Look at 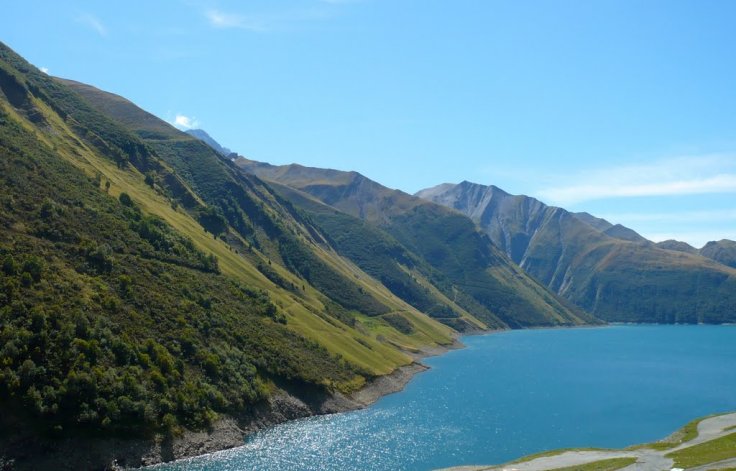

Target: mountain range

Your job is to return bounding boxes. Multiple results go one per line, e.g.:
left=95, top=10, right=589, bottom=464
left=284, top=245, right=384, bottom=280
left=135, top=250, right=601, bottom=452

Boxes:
left=233, top=160, right=736, bottom=326
left=416, top=181, right=736, bottom=323
left=0, top=40, right=734, bottom=469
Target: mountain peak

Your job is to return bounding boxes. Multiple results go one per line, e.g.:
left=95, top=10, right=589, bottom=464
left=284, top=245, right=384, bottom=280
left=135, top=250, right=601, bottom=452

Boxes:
left=414, top=182, right=457, bottom=199
left=603, top=223, right=648, bottom=243
left=699, top=239, right=736, bottom=268
left=656, top=239, right=698, bottom=254
left=185, top=128, right=233, bottom=157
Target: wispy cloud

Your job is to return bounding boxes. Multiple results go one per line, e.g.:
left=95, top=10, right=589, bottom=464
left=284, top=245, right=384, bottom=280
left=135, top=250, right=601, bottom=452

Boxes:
left=598, top=208, right=736, bottom=224
left=77, top=13, right=107, bottom=37
left=204, top=5, right=336, bottom=32
left=536, top=155, right=736, bottom=205
left=172, top=114, right=199, bottom=130
left=206, top=9, right=264, bottom=31
left=40, top=67, right=49, bottom=74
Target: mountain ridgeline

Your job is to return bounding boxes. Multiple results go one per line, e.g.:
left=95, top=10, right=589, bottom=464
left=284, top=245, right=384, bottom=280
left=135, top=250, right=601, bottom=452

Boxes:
left=0, top=42, right=597, bottom=469
left=416, top=181, right=736, bottom=323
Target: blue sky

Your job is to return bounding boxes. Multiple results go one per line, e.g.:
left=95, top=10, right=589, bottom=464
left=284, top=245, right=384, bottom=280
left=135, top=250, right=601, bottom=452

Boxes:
left=3, top=0, right=736, bottom=247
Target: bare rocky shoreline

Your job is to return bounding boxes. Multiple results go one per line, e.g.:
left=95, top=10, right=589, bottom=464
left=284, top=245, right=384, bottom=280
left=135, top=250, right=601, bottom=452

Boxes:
left=2, top=340, right=460, bottom=471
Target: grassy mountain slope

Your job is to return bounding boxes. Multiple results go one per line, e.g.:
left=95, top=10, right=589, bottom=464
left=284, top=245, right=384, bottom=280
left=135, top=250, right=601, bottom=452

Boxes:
left=0, top=42, right=461, bottom=466
left=417, top=181, right=736, bottom=323
left=236, top=160, right=596, bottom=329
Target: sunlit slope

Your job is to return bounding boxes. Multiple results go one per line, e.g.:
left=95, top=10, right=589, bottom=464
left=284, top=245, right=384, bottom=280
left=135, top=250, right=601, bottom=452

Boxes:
left=60, top=74, right=456, bottom=359
left=0, top=41, right=463, bottom=444
left=418, top=181, right=736, bottom=323
left=236, top=159, right=596, bottom=328
left=0, top=46, right=359, bottom=439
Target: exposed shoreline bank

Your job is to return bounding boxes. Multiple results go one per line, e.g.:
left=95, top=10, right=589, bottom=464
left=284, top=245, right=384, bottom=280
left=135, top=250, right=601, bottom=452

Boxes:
left=4, top=323, right=615, bottom=470
left=127, top=339, right=465, bottom=470
left=0, top=337, right=464, bottom=471
left=130, top=324, right=612, bottom=469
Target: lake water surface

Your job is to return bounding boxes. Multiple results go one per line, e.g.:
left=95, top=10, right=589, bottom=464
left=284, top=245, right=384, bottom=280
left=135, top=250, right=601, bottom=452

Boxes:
left=147, top=325, right=736, bottom=470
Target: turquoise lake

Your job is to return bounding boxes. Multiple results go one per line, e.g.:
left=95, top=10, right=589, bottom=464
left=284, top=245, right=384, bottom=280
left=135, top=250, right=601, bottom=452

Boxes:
left=147, top=325, right=736, bottom=470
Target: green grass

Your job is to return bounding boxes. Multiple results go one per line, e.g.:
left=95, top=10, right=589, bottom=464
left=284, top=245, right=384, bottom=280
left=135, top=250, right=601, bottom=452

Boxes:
left=549, top=456, right=637, bottom=471
left=666, top=432, right=736, bottom=468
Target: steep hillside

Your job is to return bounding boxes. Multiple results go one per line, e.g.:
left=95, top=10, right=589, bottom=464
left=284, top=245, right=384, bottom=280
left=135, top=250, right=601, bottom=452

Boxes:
left=62, top=78, right=464, bottom=344
left=265, top=182, right=489, bottom=332
left=0, top=42, right=458, bottom=469
left=236, top=160, right=596, bottom=329
left=417, top=181, right=736, bottom=323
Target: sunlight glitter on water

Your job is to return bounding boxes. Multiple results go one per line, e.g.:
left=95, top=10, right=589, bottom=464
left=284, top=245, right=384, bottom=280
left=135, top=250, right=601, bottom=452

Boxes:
left=146, top=325, right=736, bottom=471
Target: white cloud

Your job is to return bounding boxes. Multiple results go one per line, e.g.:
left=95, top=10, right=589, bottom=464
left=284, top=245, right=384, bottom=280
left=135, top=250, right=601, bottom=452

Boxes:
left=173, top=114, right=199, bottom=130
left=204, top=6, right=336, bottom=32
left=536, top=155, right=736, bottom=205
left=205, top=9, right=266, bottom=31
left=77, top=13, right=107, bottom=37
left=40, top=67, right=49, bottom=74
